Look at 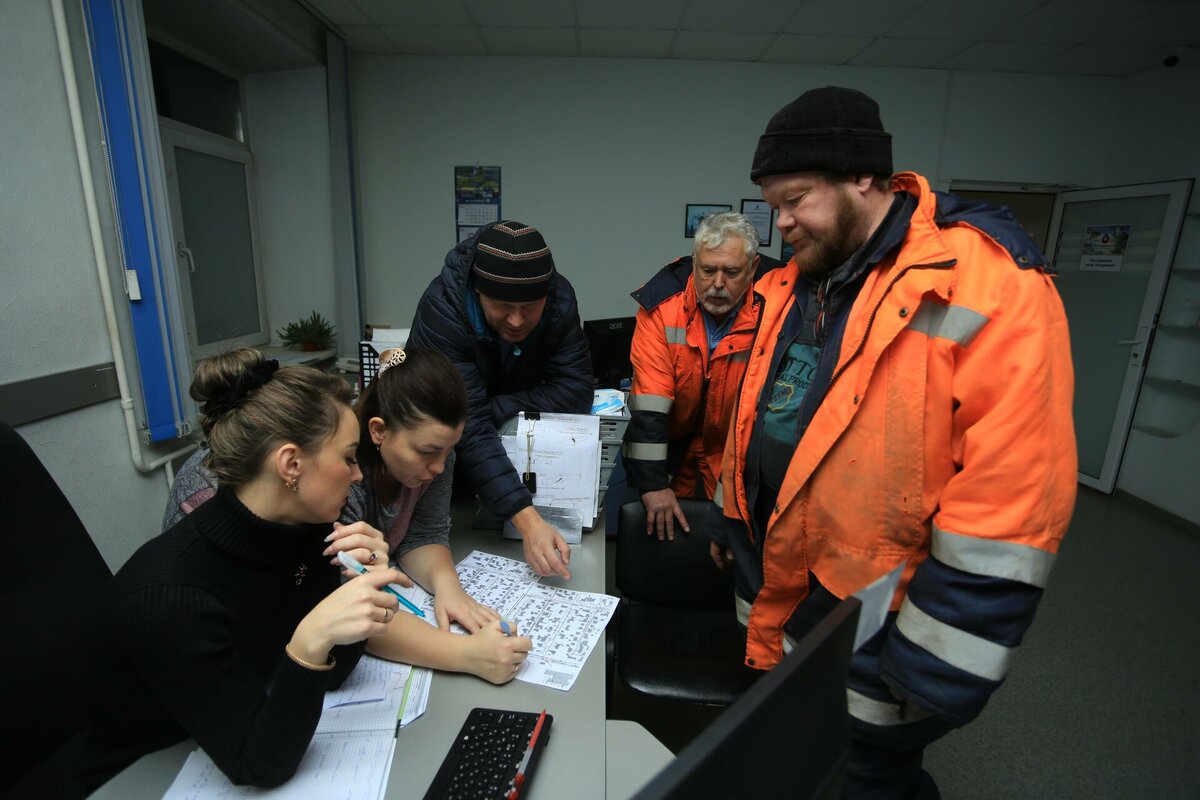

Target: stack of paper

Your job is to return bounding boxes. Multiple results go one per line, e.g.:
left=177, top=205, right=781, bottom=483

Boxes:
left=162, top=656, right=428, bottom=800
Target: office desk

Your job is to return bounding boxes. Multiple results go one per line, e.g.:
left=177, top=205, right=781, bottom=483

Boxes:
left=90, top=513, right=672, bottom=799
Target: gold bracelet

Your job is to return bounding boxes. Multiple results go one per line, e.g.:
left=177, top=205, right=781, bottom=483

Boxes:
left=285, top=643, right=336, bottom=672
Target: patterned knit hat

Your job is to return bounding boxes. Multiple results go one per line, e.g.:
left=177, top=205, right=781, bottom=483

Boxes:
left=750, top=86, right=892, bottom=181
left=472, top=221, right=555, bottom=302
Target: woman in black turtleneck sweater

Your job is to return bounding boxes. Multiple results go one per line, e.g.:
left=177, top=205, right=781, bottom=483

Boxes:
left=77, top=349, right=406, bottom=793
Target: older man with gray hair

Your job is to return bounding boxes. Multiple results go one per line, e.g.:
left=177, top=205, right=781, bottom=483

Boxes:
left=617, top=212, right=778, bottom=539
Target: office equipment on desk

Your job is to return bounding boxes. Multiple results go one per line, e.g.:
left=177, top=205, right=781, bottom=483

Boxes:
left=422, top=708, right=553, bottom=800
left=613, top=499, right=759, bottom=711
left=630, top=597, right=862, bottom=800
left=584, top=316, right=636, bottom=390
left=359, top=327, right=410, bottom=388
left=398, top=551, right=618, bottom=692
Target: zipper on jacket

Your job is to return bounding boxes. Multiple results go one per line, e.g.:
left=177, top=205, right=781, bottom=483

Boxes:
left=730, top=290, right=767, bottom=542
left=808, top=260, right=955, bottom=414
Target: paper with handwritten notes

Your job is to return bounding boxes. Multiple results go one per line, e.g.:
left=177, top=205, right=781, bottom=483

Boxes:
left=399, top=550, right=618, bottom=691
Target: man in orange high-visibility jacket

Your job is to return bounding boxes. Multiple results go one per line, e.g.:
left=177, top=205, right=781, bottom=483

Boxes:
left=622, top=212, right=776, bottom=540
left=711, top=87, right=1076, bottom=798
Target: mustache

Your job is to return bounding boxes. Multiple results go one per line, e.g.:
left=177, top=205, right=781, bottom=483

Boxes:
left=702, top=287, right=733, bottom=302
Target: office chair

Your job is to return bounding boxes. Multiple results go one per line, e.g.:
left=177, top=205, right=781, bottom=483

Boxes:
left=612, top=499, right=759, bottom=713
left=0, top=421, right=113, bottom=799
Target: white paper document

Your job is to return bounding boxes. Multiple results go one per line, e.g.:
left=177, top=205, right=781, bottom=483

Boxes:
left=162, top=656, right=421, bottom=800
left=850, top=563, right=905, bottom=651
left=163, top=734, right=395, bottom=800
left=399, top=551, right=618, bottom=691
left=505, top=412, right=601, bottom=526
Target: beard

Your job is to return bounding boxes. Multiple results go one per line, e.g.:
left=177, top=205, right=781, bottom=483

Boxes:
left=790, top=187, right=865, bottom=279
left=700, top=286, right=735, bottom=317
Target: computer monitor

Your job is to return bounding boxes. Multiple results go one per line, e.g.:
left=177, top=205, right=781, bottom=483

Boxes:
left=630, top=597, right=862, bottom=800
left=583, top=316, right=636, bottom=389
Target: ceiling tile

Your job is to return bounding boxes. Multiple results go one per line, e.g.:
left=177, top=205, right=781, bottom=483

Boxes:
left=848, top=37, right=970, bottom=68
left=1027, top=43, right=1163, bottom=76
left=338, top=25, right=399, bottom=53
left=939, top=41, right=1070, bottom=72
left=671, top=31, right=774, bottom=61
left=1092, top=1, right=1200, bottom=47
left=380, top=26, right=488, bottom=54
left=461, top=0, right=575, bottom=28
left=352, top=0, right=471, bottom=26
left=760, top=34, right=872, bottom=64
left=785, top=0, right=924, bottom=37
left=579, top=28, right=675, bottom=58
left=480, top=27, right=578, bottom=56
left=681, top=0, right=798, bottom=33
left=992, top=0, right=1159, bottom=45
left=301, top=0, right=372, bottom=26
left=886, top=0, right=1045, bottom=41
left=576, top=0, right=686, bottom=30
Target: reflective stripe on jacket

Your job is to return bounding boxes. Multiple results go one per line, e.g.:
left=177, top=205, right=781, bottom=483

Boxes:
left=624, top=258, right=760, bottom=498
left=718, top=172, right=1077, bottom=727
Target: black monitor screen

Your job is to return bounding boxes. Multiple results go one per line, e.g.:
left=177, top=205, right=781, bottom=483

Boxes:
left=631, top=597, right=862, bottom=800
left=584, top=316, right=636, bottom=389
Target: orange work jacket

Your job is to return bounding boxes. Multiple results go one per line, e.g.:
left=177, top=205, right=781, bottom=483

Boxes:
left=718, top=173, right=1077, bottom=674
left=624, top=259, right=760, bottom=498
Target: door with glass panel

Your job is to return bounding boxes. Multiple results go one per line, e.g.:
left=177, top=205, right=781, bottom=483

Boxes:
left=159, top=119, right=269, bottom=360
left=1045, top=180, right=1191, bottom=492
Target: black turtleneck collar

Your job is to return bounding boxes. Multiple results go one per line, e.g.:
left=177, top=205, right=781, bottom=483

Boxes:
left=194, top=487, right=333, bottom=565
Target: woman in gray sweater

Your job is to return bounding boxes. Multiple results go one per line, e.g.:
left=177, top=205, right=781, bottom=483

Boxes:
left=165, top=346, right=532, bottom=684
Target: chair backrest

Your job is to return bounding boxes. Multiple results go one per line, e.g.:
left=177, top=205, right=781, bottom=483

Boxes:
left=0, top=421, right=113, bottom=794
left=615, top=499, right=734, bottom=610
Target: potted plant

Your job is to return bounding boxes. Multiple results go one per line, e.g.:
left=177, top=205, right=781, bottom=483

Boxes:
left=276, top=310, right=335, bottom=351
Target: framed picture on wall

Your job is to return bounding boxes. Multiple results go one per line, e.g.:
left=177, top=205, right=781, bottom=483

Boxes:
left=684, top=203, right=731, bottom=238
left=740, top=199, right=774, bottom=247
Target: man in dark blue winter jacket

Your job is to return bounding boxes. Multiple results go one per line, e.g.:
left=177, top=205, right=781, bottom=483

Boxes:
left=409, top=221, right=592, bottom=578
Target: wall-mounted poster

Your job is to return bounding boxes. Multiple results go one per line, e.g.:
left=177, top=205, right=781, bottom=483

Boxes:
left=455, top=166, right=501, bottom=242
left=684, top=203, right=731, bottom=238
left=1080, top=224, right=1131, bottom=272
left=740, top=199, right=774, bottom=247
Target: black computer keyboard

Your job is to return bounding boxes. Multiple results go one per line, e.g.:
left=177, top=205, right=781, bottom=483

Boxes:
left=423, top=707, right=553, bottom=800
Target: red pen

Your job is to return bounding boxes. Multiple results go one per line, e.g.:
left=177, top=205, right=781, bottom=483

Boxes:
left=506, top=709, right=547, bottom=800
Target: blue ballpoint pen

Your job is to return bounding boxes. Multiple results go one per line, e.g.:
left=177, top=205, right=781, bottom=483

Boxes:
left=337, top=551, right=425, bottom=618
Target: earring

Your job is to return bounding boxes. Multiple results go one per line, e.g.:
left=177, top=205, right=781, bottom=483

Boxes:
left=285, top=476, right=299, bottom=492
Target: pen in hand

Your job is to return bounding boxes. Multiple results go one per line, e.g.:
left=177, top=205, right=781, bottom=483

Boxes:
left=337, top=551, right=425, bottom=618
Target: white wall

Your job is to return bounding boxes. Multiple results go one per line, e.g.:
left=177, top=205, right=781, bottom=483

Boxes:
left=1, top=0, right=168, bottom=571
left=353, top=55, right=1116, bottom=328
left=244, top=67, right=338, bottom=344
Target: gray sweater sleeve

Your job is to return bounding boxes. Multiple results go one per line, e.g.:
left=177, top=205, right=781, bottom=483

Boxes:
left=163, top=448, right=217, bottom=532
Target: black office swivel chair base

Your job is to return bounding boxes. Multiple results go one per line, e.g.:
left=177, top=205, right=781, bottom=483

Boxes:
left=609, top=499, right=760, bottom=752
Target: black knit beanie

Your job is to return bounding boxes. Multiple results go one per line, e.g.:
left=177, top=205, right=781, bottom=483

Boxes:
left=750, top=86, right=892, bottom=182
left=472, top=221, right=555, bottom=302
